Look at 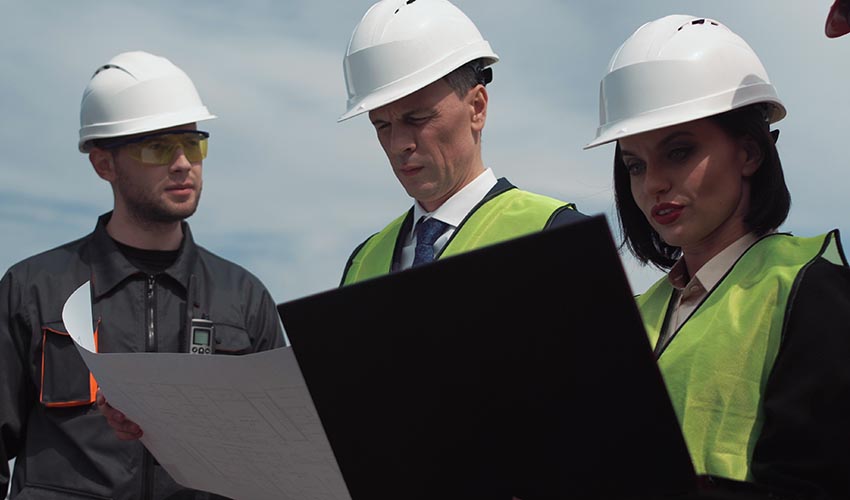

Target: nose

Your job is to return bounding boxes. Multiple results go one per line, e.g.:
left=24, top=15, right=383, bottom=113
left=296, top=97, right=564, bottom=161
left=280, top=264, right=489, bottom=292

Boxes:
left=641, top=163, right=670, bottom=199
left=388, top=123, right=416, bottom=156
left=169, top=146, right=193, bottom=172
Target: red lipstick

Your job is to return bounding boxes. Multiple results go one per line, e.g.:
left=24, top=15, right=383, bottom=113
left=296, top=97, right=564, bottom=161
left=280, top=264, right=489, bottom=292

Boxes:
left=652, top=203, right=682, bottom=225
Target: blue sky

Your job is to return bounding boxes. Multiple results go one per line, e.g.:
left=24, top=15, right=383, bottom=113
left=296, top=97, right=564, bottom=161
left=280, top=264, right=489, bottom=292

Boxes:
left=2, top=0, right=848, bottom=310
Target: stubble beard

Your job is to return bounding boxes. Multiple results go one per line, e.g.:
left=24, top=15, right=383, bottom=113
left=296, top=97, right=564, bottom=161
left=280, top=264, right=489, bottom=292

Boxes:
left=117, top=177, right=202, bottom=228
left=137, top=196, right=200, bottom=224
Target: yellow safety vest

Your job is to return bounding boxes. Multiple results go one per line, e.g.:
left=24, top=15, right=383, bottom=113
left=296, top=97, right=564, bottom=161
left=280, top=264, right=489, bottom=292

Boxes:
left=637, top=231, right=846, bottom=481
left=342, top=188, right=573, bottom=285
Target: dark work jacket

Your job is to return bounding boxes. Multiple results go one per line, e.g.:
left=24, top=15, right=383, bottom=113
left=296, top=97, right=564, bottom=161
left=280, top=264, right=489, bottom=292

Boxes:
left=1, top=213, right=285, bottom=499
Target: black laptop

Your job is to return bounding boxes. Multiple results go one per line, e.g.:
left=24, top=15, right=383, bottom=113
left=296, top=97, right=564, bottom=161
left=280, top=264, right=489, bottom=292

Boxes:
left=277, top=214, right=697, bottom=500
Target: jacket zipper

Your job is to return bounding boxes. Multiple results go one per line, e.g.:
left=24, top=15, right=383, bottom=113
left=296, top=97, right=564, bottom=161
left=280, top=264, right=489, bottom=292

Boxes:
left=143, top=274, right=156, bottom=499
left=146, top=275, right=156, bottom=352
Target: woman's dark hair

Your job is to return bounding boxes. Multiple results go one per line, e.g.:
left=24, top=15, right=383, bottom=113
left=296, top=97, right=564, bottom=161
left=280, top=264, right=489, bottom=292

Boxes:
left=614, top=103, right=791, bottom=270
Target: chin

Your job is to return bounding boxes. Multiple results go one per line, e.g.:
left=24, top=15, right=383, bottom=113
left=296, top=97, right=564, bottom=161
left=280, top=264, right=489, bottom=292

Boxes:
left=155, top=204, right=199, bottom=223
left=655, top=230, right=683, bottom=248
left=175, top=205, right=199, bottom=220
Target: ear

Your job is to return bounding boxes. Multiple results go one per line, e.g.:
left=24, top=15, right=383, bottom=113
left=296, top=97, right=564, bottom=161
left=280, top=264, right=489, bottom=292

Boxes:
left=468, top=84, right=488, bottom=133
left=90, top=148, right=117, bottom=182
left=739, top=136, right=762, bottom=177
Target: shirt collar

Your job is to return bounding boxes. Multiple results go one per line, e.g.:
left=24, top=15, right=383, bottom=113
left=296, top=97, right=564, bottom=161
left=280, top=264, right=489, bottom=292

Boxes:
left=412, top=168, right=497, bottom=228
left=667, top=232, right=760, bottom=292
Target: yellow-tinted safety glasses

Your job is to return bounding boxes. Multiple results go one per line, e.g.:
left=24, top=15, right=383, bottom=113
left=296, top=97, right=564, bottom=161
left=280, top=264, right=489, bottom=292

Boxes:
left=102, top=130, right=209, bottom=165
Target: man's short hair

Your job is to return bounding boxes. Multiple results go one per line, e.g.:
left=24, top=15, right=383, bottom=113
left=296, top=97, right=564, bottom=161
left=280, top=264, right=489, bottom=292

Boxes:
left=442, top=58, right=493, bottom=97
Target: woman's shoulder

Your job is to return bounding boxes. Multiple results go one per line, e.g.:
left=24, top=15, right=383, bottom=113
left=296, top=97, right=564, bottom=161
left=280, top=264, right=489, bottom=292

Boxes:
left=750, top=229, right=847, bottom=267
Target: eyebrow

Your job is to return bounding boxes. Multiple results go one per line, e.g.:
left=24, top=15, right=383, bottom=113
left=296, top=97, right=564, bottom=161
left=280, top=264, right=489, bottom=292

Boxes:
left=620, top=130, right=695, bottom=157
left=370, top=107, right=435, bottom=127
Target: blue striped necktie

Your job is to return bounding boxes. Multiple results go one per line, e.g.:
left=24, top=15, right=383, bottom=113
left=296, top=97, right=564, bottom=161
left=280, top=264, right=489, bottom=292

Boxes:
left=412, top=217, right=448, bottom=267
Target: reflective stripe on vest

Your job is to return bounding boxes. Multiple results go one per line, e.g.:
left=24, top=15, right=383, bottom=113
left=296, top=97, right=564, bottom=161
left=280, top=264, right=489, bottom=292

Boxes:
left=637, top=231, right=846, bottom=480
left=342, top=189, right=571, bottom=285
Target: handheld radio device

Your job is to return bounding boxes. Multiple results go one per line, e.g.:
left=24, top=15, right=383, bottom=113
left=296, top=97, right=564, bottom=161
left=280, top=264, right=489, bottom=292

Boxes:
left=189, top=318, right=214, bottom=355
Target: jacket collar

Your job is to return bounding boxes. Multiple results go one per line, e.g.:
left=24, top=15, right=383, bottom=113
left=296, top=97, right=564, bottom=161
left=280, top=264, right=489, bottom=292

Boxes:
left=87, top=212, right=198, bottom=298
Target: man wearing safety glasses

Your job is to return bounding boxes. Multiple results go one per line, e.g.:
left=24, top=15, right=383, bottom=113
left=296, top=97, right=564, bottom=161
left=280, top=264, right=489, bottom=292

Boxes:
left=0, top=51, right=285, bottom=499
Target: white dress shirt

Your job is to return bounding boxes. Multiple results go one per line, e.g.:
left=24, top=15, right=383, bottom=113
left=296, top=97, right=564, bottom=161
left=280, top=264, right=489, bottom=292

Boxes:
left=398, top=168, right=498, bottom=270
left=657, top=232, right=761, bottom=353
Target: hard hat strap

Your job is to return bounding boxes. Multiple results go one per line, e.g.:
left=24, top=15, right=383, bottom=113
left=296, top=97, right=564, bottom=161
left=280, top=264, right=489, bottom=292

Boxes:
left=466, top=60, right=493, bottom=86
left=478, top=67, right=493, bottom=86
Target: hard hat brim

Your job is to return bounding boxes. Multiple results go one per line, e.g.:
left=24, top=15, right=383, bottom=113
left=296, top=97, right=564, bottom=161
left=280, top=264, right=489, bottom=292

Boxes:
left=79, top=110, right=216, bottom=152
left=584, top=59, right=786, bottom=150
left=339, top=45, right=498, bottom=122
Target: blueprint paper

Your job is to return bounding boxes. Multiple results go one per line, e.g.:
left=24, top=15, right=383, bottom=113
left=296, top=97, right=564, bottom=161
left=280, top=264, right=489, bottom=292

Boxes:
left=61, top=281, right=351, bottom=500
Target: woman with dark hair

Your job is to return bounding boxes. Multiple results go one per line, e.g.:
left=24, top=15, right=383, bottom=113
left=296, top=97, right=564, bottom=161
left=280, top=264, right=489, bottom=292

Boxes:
left=585, top=15, right=850, bottom=500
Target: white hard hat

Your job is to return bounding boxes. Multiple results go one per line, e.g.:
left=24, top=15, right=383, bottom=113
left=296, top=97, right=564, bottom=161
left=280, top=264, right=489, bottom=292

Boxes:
left=584, top=15, right=786, bottom=150
left=78, top=51, right=216, bottom=152
left=338, top=0, right=499, bottom=122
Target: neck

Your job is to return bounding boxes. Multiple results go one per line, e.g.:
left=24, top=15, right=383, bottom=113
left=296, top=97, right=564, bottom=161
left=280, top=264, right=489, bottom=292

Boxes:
left=682, top=231, right=747, bottom=279
left=106, top=210, right=185, bottom=250
left=419, top=163, right=487, bottom=213
left=681, top=200, right=751, bottom=278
